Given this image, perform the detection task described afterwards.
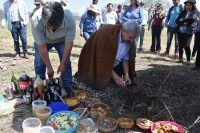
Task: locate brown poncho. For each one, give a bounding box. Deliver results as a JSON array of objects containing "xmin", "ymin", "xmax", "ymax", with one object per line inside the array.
[{"xmin": 76, "ymin": 24, "xmax": 136, "ymax": 89}]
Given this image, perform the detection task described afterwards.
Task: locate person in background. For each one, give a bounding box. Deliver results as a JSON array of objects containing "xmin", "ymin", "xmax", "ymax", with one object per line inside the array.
[
  {"xmin": 102, "ymin": 3, "xmax": 118, "ymax": 24},
  {"xmin": 122, "ymin": 0, "xmax": 144, "ymax": 57},
  {"xmin": 31, "ymin": 0, "xmax": 43, "ymax": 17},
  {"xmin": 138, "ymin": 2, "xmax": 148, "ymax": 52},
  {"xmin": 123, "ymin": 5, "xmax": 128, "ymax": 11},
  {"xmin": 91, "ymin": 0, "xmax": 103, "ymax": 29},
  {"xmin": 3, "ymin": 0, "xmax": 29, "ymax": 59},
  {"xmin": 76, "ymin": 20, "xmax": 140, "ymax": 89},
  {"xmin": 176, "ymin": 0, "xmax": 198, "ymax": 64},
  {"xmin": 116, "ymin": 4, "xmax": 124, "ymax": 24},
  {"xmin": 148, "ymin": 4, "xmax": 165, "ymax": 53},
  {"xmin": 161, "ymin": 0, "xmax": 183, "ymax": 58},
  {"xmin": 31, "ymin": 2, "xmax": 76, "ymax": 97},
  {"xmin": 79, "ymin": 4, "xmax": 99, "ymax": 41},
  {"xmin": 192, "ymin": 12, "xmax": 200, "ymax": 58},
  {"xmin": 192, "ymin": 19, "xmax": 200, "ymax": 71}
]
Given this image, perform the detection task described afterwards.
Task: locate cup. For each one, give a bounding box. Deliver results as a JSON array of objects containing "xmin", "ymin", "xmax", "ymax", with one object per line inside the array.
[
  {"xmin": 36, "ymin": 107, "xmax": 52, "ymax": 126},
  {"xmin": 22, "ymin": 117, "xmax": 41, "ymax": 133}
]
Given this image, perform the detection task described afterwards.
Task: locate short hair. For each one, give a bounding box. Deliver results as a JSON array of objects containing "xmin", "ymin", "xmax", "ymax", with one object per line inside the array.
[
  {"xmin": 118, "ymin": 4, "xmax": 122, "ymax": 9},
  {"xmin": 42, "ymin": 2, "xmax": 64, "ymax": 27},
  {"xmin": 107, "ymin": 3, "xmax": 113, "ymax": 7},
  {"xmin": 122, "ymin": 20, "xmax": 140, "ymax": 38}
]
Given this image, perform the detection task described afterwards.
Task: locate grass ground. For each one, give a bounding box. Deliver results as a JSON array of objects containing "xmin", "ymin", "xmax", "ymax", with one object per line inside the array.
[{"xmin": 0, "ymin": 23, "xmax": 200, "ymax": 133}]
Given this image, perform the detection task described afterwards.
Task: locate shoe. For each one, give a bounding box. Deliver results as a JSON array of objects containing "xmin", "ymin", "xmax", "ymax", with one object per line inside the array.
[
  {"xmin": 185, "ymin": 61, "xmax": 191, "ymax": 65},
  {"xmin": 24, "ymin": 53, "xmax": 29, "ymax": 59},
  {"xmin": 191, "ymin": 66, "xmax": 200, "ymax": 71},
  {"xmin": 174, "ymin": 53, "xmax": 179, "ymax": 59},
  {"xmin": 14, "ymin": 53, "xmax": 20, "ymax": 60},
  {"xmin": 161, "ymin": 51, "xmax": 169, "ymax": 56},
  {"xmin": 177, "ymin": 59, "xmax": 183, "ymax": 63}
]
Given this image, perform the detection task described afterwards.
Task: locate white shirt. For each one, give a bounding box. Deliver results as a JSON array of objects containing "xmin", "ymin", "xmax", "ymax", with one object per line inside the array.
[
  {"xmin": 102, "ymin": 11, "xmax": 118, "ymax": 24},
  {"xmin": 142, "ymin": 9, "xmax": 148, "ymax": 25}
]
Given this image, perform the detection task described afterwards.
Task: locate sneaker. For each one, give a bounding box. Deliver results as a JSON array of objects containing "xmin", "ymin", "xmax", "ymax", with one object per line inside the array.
[
  {"xmin": 185, "ymin": 61, "xmax": 191, "ymax": 65},
  {"xmin": 24, "ymin": 53, "xmax": 29, "ymax": 59},
  {"xmin": 191, "ymin": 66, "xmax": 200, "ymax": 71},
  {"xmin": 177, "ymin": 59, "xmax": 183, "ymax": 63},
  {"xmin": 14, "ymin": 53, "xmax": 20, "ymax": 60},
  {"xmin": 174, "ymin": 53, "xmax": 179, "ymax": 59},
  {"xmin": 161, "ymin": 51, "xmax": 169, "ymax": 56}
]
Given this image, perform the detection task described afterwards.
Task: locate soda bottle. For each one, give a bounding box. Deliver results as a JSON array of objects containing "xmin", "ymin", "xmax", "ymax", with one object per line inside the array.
[
  {"xmin": 55, "ymin": 78, "xmax": 61, "ymax": 102},
  {"xmin": 43, "ymin": 80, "xmax": 50, "ymax": 104},
  {"xmin": 48, "ymin": 79, "xmax": 55, "ymax": 102}
]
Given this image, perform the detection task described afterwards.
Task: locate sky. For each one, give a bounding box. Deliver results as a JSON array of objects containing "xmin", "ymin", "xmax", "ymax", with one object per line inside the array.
[{"xmin": 0, "ymin": 0, "xmax": 200, "ymax": 14}]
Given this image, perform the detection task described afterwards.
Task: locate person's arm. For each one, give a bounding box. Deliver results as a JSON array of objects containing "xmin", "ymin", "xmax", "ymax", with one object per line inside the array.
[
  {"xmin": 3, "ymin": 2, "xmax": 7, "ymax": 21},
  {"xmin": 122, "ymin": 6, "xmax": 131, "ymax": 22},
  {"xmin": 79, "ymin": 13, "xmax": 85, "ymax": 37},
  {"xmin": 111, "ymin": 70, "xmax": 126, "ymax": 87},
  {"xmin": 22, "ymin": 0, "xmax": 29, "ymax": 25},
  {"xmin": 165, "ymin": 9, "xmax": 170, "ymax": 27},
  {"xmin": 139, "ymin": 7, "xmax": 144, "ymax": 24}
]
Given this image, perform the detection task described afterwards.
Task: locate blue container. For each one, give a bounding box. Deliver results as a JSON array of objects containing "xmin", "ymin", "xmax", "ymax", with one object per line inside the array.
[
  {"xmin": 47, "ymin": 111, "xmax": 80, "ymax": 133},
  {"xmin": 48, "ymin": 102, "xmax": 69, "ymax": 114}
]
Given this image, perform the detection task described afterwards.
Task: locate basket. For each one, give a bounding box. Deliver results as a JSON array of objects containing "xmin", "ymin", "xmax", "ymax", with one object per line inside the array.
[
  {"xmin": 136, "ymin": 118, "xmax": 154, "ymax": 130},
  {"xmin": 90, "ymin": 103, "xmax": 109, "ymax": 120},
  {"xmin": 75, "ymin": 90, "xmax": 91, "ymax": 102},
  {"xmin": 117, "ymin": 117, "xmax": 134, "ymax": 129},
  {"xmin": 97, "ymin": 117, "xmax": 118, "ymax": 133}
]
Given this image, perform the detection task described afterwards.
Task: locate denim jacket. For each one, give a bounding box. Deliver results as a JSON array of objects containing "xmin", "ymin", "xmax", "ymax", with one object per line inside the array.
[{"xmin": 3, "ymin": 0, "xmax": 29, "ymax": 31}]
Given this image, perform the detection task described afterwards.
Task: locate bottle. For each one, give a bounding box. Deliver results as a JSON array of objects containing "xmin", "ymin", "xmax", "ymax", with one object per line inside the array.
[
  {"xmin": 43, "ymin": 80, "xmax": 51, "ymax": 104},
  {"xmin": 28, "ymin": 78, "xmax": 34, "ymax": 102},
  {"xmin": 48, "ymin": 79, "xmax": 55, "ymax": 102},
  {"xmin": 6, "ymin": 84, "xmax": 14, "ymax": 100},
  {"xmin": 25, "ymin": 91, "xmax": 32, "ymax": 105},
  {"xmin": 55, "ymin": 78, "xmax": 61, "ymax": 102},
  {"xmin": 32, "ymin": 88, "xmax": 39, "ymax": 101},
  {"xmin": 11, "ymin": 75, "xmax": 20, "ymax": 97}
]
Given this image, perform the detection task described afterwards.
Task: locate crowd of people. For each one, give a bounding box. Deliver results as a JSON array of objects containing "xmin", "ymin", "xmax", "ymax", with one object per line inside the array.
[{"xmin": 2, "ymin": 0, "xmax": 200, "ymax": 92}]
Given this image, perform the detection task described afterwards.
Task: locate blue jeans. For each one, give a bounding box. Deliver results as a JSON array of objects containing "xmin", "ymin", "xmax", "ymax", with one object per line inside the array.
[
  {"xmin": 134, "ymin": 36, "xmax": 139, "ymax": 57},
  {"xmin": 83, "ymin": 31, "xmax": 93, "ymax": 41},
  {"xmin": 166, "ymin": 27, "xmax": 179, "ymax": 53},
  {"xmin": 139, "ymin": 25, "xmax": 145, "ymax": 49},
  {"xmin": 11, "ymin": 23, "xmax": 28, "ymax": 54},
  {"xmin": 34, "ymin": 42, "xmax": 72, "ymax": 88}
]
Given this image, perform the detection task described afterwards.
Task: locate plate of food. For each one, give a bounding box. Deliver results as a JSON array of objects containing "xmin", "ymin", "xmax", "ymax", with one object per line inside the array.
[
  {"xmin": 65, "ymin": 98, "xmax": 79, "ymax": 109},
  {"xmin": 85, "ymin": 98, "xmax": 102, "ymax": 107},
  {"xmin": 136, "ymin": 118, "xmax": 154, "ymax": 130},
  {"xmin": 151, "ymin": 121, "xmax": 185, "ymax": 133},
  {"xmin": 117, "ymin": 117, "xmax": 134, "ymax": 129},
  {"xmin": 90, "ymin": 103, "xmax": 109, "ymax": 120},
  {"xmin": 97, "ymin": 117, "xmax": 118, "ymax": 133},
  {"xmin": 75, "ymin": 90, "xmax": 91, "ymax": 101},
  {"xmin": 46, "ymin": 111, "xmax": 80, "ymax": 133}
]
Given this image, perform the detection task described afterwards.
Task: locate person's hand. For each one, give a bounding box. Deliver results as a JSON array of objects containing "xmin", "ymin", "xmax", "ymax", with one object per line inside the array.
[
  {"xmin": 124, "ymin": 74, "xmax": 131, "ymax": 85},
  {"xmin": 57, "ymin": 63, "xmax": 66, "ymax": 76},
  {"xmin": 114, "ymin": 76, "xmax": 126, "ymax": 87},
  {"xmin": 80, "ymin": 31, "xmax": 83, "ymax": 37},
  {"xmin": 47, "ymin": 66, "xmax": 54, "ymax": 79}
]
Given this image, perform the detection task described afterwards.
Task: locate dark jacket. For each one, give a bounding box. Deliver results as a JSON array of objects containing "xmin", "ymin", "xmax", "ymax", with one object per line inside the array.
[{"xmin": 176, "ymin": 10, "xmax": 199, "ymax": 35}]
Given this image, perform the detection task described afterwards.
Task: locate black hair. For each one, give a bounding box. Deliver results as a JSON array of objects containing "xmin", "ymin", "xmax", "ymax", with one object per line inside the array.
[
  {"xmin": 118, "ymin": 4, "xmax": 122, "ymax": 9},
  {"xmin": 107, "ymin": 3, "xmax": 113, "ymax": 7},
  {"xmin": 42, "ymin": 2, "xmax": 64, "ymax": 27}
]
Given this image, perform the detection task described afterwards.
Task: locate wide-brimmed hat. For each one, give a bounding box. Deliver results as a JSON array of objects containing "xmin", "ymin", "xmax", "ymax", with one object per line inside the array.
[
  {"xmin": 184, "ymin": 0, "xmax": 196, "ymax": 4},
  {"xmin": 61, "ymin": 0, "xmax": 68, "ymax": 5},
  {"xmin": 88, "ymin": 4, "xmax": 100, "ymax": 14},
  {"xmin": 34, "ymin": 0, "xmax": 43, "ymax": 5}
]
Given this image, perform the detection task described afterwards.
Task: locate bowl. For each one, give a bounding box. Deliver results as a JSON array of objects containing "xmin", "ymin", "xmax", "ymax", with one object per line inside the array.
[
  {"xmin": 136, "ymin": 118, "xmax": 154, "ymax": 130},
  {"xmin": 117, "ymin": 117, "xmax": 134, "ymax": 129},
  {"xmin": 75, "ymin": 90, "xmax": 91, "ymax": 102},
  {"xmin": 65, "ymin": 98, "xmax": 79, "ymax": 110},
  {"xmin": 90, "ymin": 103, "xmax": 109, "ymax": 120},
  {"xmin": 97, "ymin": 117, "xmax": 118, "ymax": 133},
  {"xmin": 36, "ymin": 107, "xmax": 52, "ymax": 126},
  {"xmin": 76, "ymin": 118, "xmax": 97, "ymax": 133},
  {"xmin": 39, "ymin": 126, "xmax": 55, "ymax": 133},
  {"xmin": 22, "ymin": 117, "xmax": 41, "ymax": 133},
  {"xmin": 48, "ymin": 102, "xmax": 69, "ymax": 114},
  {"xmin": 73, "ymin": 108, "xmax": 89, "ymax": 119},
  {"xmin": 151, "ymin": 121, "xmax": 185, "ymax": 133},
  {"xmin": 32, "ymin": 100, "xmax": 47, "ymax": 117},
  {"xmin": 46, "ymin": 111, "xmax": 80, "ymax": 133}
]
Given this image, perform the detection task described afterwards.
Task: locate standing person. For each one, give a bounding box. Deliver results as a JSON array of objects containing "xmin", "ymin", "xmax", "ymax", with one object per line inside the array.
[
  {"xmin": 79, "ymin": 4, "xmax": 99, "ymax": 41},
  {"xmin": 91, "ymin": 0, "xmax": 102, "ymax": 29},
  {"xmin": 116, "ymin": 4, "xmax": 124, "ymax": 24},
  {"xmin": 102, "ymin": 3, "xmax": 118, "ymax": 24},
  {"xmin": 148, "ymin": 4, "xmax": 165, "ymax": 53},
  {"xmin": 31, "ymin": 0, "xmax": 43, "ymax": 17},
  {"xmin": 192, "ymin": 21, "xmax": 200, "ymax": 70},
  {"xmin": 3, "ymin": 0, "xmax": 29, "ymax": 59},
  {"xmin": 161, "ymin": 0, "xmax": 183, "ymax": 58},
  {"xmin": 31, "ymin": 2, "xmax": 76, "ymax": 97},
  {"xmin": 123, "ymin": 5, "xmax": 128, "ymax": 11},
  {"xmin": 139, "ymin": 2, "xmax": 148, "ymax": 52},
  {"xmin": 122, "ymin": 0, "xmax": 144, "ymax": 57},
  {"xmin": 176, "ymin": 0, "xmax": 198, "ymax": 64},
  {"xmin": 192, "ymin": 17, "xmax": 200, "ymax": 58}
]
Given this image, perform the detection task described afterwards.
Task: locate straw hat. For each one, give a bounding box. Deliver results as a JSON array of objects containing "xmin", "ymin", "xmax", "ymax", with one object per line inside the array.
[{"xmin": 88, "ymin": 4, "xmax": 100, "ymax": 14}]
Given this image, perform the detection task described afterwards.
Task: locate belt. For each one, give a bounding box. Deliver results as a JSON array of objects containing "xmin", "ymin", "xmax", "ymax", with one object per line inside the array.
[{"xmin": 11, "ymin": 21, "xmax": 20, "ymax": 25}]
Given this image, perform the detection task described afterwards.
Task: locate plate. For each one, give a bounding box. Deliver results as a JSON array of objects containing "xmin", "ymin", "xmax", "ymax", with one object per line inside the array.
[
  {"xmin": 117, "ymin": 117, "xmax": 134, "ymax": 129},
  {"xmin": 136, "ymin": 118, "xmax": 154, "ymax": 130},
  {"xmin": 75, "ymin": 90, "xmax": 91, "ymax": 101},
  {"xmin": 151, "ymin": 121, "xmax": 185, "ymax": 133},
  {"xmin": 97, "ymin": 117, "xmax": 118, "ymax": 133}
]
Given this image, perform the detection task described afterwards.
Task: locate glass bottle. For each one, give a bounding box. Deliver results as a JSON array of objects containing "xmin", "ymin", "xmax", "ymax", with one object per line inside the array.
[{"xmin": 43, "ymin": 80, "xmax": 50, "ymax": 104}]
